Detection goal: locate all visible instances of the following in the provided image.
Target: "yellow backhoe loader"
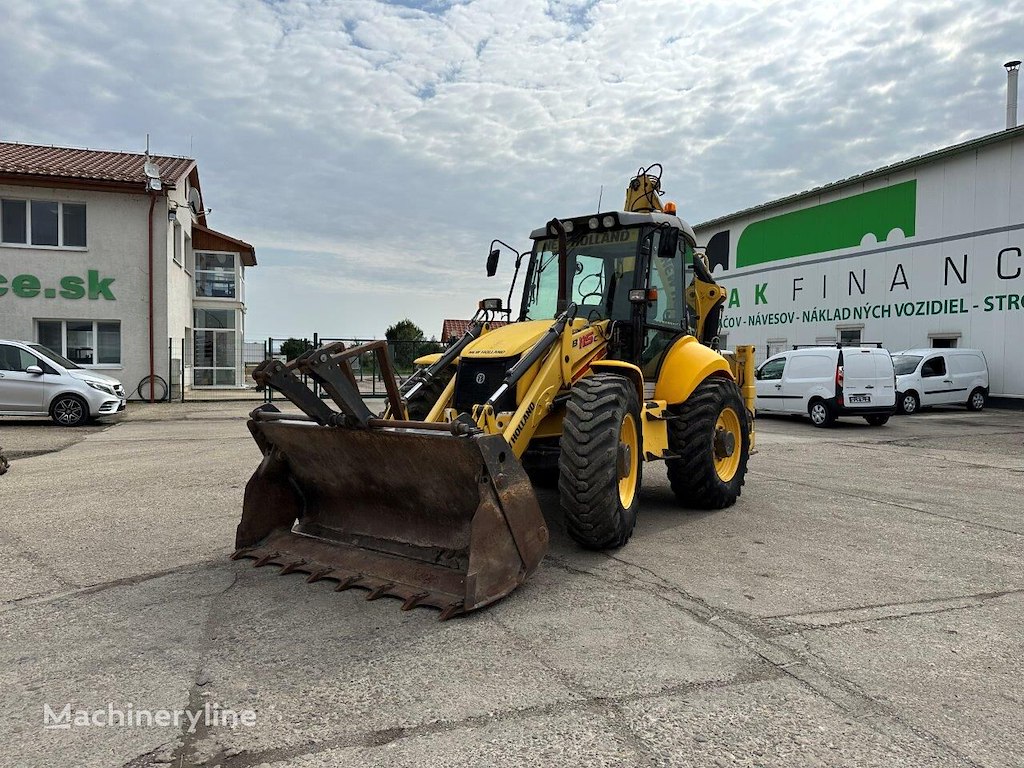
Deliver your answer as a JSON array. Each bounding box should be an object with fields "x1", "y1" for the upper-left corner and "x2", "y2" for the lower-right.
[{"x1": 234, "y1": 165, "x2": 756, "y2": 620}]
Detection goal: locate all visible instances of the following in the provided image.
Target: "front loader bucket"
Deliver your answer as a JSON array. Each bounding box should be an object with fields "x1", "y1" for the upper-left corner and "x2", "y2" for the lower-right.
[{"x1": 234, "y1": 416, "x2": 548, "y2": 620}]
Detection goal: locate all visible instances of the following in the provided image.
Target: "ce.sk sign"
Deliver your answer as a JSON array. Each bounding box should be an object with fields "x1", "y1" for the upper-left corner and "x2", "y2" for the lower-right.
[{"x1": 0, "y1": 270, "x2": 116, "y2": 300}]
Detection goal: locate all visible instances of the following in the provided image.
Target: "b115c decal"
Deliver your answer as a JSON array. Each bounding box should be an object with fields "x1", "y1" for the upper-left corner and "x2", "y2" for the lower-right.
[{"x1": 735, "y1": 180, "x2": 917, "y2": 268}]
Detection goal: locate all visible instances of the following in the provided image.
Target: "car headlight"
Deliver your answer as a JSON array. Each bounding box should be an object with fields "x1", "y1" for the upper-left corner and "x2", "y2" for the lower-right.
[{"x1": 86, "y1": 381, "x2": 117, "y2": 396}]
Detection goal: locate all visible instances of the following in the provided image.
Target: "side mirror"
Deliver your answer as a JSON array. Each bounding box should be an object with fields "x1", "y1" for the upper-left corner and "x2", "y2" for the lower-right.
[
  {"x1": 26, "y1": 365, "x2": 43, "y2": 375},
  {"x1": 753, "y1": 367, "x2": 762, "y2": 380},
  {"x1": 486, "y1": 249, "x2": 500, "y2": 277},
  {"x1": 658, "y1": 228, "x2": 680, "y2": 258}
]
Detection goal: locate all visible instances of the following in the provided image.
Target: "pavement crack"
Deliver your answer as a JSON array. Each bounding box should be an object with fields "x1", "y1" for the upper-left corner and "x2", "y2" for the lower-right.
[
  {"x1": 751, "y1": 470, "x2": 1024, "y2": 536},
  {"x1": 0, "y1": 556, "x2": 231, "y2": 615}
]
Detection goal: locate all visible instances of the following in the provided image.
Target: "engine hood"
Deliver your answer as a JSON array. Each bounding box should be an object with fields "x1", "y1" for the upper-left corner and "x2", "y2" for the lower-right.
[
  {"x1": 69, "y1": 370, "x2": 124, "y2": 387},
  {"x1": 461, "y1": 320, "x2": 552, "y2": 359}
]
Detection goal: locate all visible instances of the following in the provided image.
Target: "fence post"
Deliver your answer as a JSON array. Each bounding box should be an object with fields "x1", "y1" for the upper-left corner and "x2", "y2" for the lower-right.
[
  {"x1": 167, "y1": 338, "x2": 172, "y2": 402},
  {"x1": 267, "y1": 337, "x2": 274, "y2": 403},
  {"x1": 181, "y1": 337, "x2": 186, "y2": 403}
]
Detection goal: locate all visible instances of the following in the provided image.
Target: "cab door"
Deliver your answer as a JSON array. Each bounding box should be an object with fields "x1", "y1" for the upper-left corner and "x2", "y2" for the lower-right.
[
  {"x1": 0, "y1": 344, "x2": 47, "y2": 413},
  {"x1": 755, "y1": 356, "x2": 788, "y2": 412},
  {"x1": 919, "y1": 354, "x2": 952, "y2": 405}
]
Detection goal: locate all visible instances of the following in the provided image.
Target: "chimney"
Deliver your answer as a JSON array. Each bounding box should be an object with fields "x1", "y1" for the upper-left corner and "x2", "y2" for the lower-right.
[{"x1": 1006, "y1": 60, "x2": 1021, "y2": 129}]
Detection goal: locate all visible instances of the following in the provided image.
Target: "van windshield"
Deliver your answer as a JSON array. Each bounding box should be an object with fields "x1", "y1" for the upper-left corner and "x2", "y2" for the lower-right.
[
  {"x1": 892, "y1": 355, "x2": 922, "y2": 375},
  {"x1": 29, "y1": 343, "x2": 80, "y2": 369}
]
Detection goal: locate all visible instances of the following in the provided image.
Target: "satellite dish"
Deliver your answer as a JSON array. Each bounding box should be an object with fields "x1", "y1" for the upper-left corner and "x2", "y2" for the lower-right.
[
  {"x1": 143, "y1": 155, "x2": 162, "y2": 191},
  {"x1": 188, "y1": 187, "x2": 203, "y2": 215}
]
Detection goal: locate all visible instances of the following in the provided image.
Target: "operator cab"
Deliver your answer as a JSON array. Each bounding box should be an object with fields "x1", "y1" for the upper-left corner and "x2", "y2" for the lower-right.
[{"x1": 521, "y1": 211, "x2": 699, "y2": 377}]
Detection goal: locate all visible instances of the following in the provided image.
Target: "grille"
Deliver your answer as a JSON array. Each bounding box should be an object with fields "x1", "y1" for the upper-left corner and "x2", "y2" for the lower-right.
[{"x1": 454, "y1": 356, "x2": 518, "y2": 414}]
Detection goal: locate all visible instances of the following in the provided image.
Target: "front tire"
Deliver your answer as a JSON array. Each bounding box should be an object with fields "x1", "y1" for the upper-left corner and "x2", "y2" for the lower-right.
[
  {"x1": 51, "y1": 395, "x2": 89, "y2": 427},
  {"x1": 666, "y1": 377, "x2": 750, "y2": 509},
  {"x1": 967, "y1": 388, "x2": 986, "y2": 412},
  {"x1": 899, "y1": 391, "x2": 920, "y2": 415},
  {"x1": 559, "y1": 374, "x2": 642, "y2": 550}
]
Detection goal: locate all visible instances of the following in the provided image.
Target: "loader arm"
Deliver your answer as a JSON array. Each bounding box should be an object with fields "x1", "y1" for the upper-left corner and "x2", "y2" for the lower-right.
[{"x1": 472, "y1": 308, "x2": 611, "y2": 459}]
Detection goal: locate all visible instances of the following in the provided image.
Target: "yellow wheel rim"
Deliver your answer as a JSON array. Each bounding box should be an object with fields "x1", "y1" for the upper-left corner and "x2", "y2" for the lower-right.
[
  {"x1": 713, "y1": 407, "x2": 742, "y2": 482},
  {"x1": 617, "y1": 413, "x2": 639, "y2": 508}
]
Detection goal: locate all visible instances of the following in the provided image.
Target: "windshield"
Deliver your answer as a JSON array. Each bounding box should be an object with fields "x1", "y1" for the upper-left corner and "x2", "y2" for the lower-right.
[
  {"x1": 29, "y1": 343, "x2": 80, "y2": 369},
  {"x1": 522, "y1": 228, "x2": 640, "y2": 321},
  {"x1": 892, "y1": 355, "x2": 922, "y2": 375}
]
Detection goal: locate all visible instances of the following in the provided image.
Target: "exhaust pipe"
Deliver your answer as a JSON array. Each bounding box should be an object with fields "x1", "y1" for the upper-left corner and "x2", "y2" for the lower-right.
[{"x1": 1006, "y1": 60, "x2": 1021, "y2": 130}]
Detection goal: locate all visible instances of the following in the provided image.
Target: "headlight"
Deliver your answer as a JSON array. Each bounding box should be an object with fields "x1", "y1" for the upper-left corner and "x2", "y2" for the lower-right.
[{"x1": 86, "y1": 381, "x2": 116, "y2": 396}]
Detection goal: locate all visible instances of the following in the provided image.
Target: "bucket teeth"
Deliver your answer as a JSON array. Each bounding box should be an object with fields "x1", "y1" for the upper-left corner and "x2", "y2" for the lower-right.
[
  {"x1": 439, "y1": 602, "x2": 464, "y2": 621},
  {"x1": 402, "y1": 592, "x2": 430, "y2": 611},
  {"x1": 334, "y1": 575, "x2": 363, "y2": 592},
  {"x1": 230, "y1": 548, "x2": 255, "y2": 561},
  {"x1": 279, "y1": 559, "x2": 307, "y2": 575},
  {"x1": 306, "y1": 568, "x2": 334, "y2": 583},
  {"x1": 253, "y1": 552, "x2": 281, "y2": 568},
  {"x1": 365, "y1": 583, "x2": 395, "y2": 601}
]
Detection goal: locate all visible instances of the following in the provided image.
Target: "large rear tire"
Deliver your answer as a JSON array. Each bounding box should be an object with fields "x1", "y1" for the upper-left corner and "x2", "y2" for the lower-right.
[
  {"x1": 559, "y1": 374, "x2": 642, "y2": 550},
  {"x1": 666, "y1": 377, "x2": 749, "y2": 509}
]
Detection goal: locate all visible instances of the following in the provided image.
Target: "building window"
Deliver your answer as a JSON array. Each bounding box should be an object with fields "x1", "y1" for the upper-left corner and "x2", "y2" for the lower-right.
[
  {"x1": 1, "y1": 198, "x2": 86, "y2": 247},
  {"x1": 838, "y1": 328, "x2": 862, "y2": 346},
  {"x1": 193, "y1": 308, "x2": 237, "y2": 385},
  {"x1": 173, "y1": 222, "x2": 183, "y2": 266},
  {"x1": 767, "y1": 338, "x2": 787, "y2": 357},
  {"x1": 195, "y1": 251, "x2": 236, "y2": 298},
  {"x1": 929, "y1": 334, "x2": 959, "y2": 348},
  {"x1": 36, "y1": 320, "x2": 120, "y2": 365}
]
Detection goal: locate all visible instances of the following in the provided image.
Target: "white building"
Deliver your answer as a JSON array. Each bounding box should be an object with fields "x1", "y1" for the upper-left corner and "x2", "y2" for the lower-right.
[
  {"x1": 693, "y1": 124, "x2": 1024, "y2": 402},
  {"x1": 0, "y1": 143, "x2": 256, "y2": 398}
]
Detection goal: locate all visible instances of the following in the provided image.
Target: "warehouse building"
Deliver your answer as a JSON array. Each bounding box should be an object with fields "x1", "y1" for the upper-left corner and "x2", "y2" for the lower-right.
[
  {"x1": 693, "y1": 123, "x2": 1024, "y2": 401},
  {"x1": 0, "y1": 143, "x2": 255, "y2": 398}
]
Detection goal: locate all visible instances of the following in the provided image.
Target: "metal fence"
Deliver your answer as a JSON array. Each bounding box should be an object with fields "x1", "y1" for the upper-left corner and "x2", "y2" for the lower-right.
[{"x1": 168, "y1": 334, "x2": 444, "y2": 402}]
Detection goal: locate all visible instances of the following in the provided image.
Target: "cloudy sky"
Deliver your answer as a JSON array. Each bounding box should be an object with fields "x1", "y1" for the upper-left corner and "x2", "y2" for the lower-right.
[{"x1": 3, "y1": 0, "x2": 1021, "y2": 339}]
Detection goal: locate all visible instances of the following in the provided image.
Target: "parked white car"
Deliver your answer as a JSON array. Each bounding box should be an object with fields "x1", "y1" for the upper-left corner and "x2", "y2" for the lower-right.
[
  {"x1": 892, "y1": 348, "x2": 989, "y2": 414},
  {"x1": 755, "y1": 346, "x2": 897, "y2": 427},
  {"x1": 0, "y1": 339, "x2": 126, "y2": 426}
]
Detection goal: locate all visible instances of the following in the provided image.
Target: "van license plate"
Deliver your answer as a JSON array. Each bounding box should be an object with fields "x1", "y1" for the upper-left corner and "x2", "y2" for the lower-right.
[{"x1": 848, "y1": 394, "x2": 871, "y2": 404}]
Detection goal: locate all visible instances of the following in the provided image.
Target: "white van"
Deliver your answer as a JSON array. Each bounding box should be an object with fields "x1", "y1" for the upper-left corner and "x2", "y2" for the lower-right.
[
  {"x1": 0, "y1": 339, "x2": 126, "y2": 426},
  {"x1": 754, "y1": 346, "x2": 897, "y2": 427},
  {"x1": 891, "y1": 349, "x2": 989, "y2": 414}
]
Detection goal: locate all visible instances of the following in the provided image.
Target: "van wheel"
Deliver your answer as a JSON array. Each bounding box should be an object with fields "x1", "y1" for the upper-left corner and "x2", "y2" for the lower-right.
[
  {"x1": 559, "y1": 374, "x2": 641, "y2": 549},
  {"x1": 51, "y1": 395, "x2": 89, "y2": 427},
  {"x1": 808, "y1": 399, "x2": 834, "y2": 428},
  {"x1": 967, "y1": 388, "x2": 986, "y2": 412},
  {"x1": 666, "y1": 378, "x2": 749, "y2": 509},
  {"x1": 864, "y1": 415, "x2": 889, "y2": 426},
  {"x1": 899, "y1": 391, "x2": 920, "y2": 415}
]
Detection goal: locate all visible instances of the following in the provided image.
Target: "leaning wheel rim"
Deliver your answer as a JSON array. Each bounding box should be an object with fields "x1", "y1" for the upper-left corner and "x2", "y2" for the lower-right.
[
  {"x1": 55, "y1": 399, "x2": 82, "y2": 424},
  {"x1": 903, "y1": 396, "x2": 916, "y2": 413},
  {"x1": 811, "y1": 405, "x2": 825, "y2": 424},
  {"x1": 713, "y1": 406, "x2": 742, "y2": 481},
  {"x1": 617, "y1": 413, "x2": 639, "y2": 508},
  {"x1": 972, "y1": 393, "x2": 984, "y2": 409}
]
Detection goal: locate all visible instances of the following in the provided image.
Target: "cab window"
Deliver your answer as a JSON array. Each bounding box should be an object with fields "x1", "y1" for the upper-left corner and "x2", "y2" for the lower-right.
[
  {"x1": 921, "y1": 356, "x2": 946, "y2": 377},
  {"x1": 640, "y1": 229, "x2": 686, "y2": 375},
  {"x1": 758, "y1": 357, "x2": 787, "y2": 381},
  {"x1": 0, "y1": 344, "x2": 40, "y2": 372}
]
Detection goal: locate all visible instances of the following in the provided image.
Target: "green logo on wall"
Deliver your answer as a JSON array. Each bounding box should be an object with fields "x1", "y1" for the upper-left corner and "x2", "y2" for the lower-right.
[
  {"x1": 0, "y1": 270, "x2": 116, "y2": 300},
  {"x1": 736, "y1": 180, "x2": 917, "y2": 268}
]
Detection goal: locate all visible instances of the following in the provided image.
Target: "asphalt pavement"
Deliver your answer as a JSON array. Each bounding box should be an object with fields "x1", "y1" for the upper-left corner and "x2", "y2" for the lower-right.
[{"x1": 0, "y1": 402, "x2": 1021, "y2": 767}]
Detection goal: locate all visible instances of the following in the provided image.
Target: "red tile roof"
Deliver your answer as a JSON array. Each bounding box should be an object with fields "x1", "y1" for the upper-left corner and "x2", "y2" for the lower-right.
[
  {"x1": 442, "y1": 319, "x2": 508, "y2": 342},
  {"x1": 0, "y1": 142, "x2": 195, "y2": 186}
]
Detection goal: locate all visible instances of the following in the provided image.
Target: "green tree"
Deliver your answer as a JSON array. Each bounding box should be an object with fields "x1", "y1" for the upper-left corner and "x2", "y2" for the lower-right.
[
  {"x1": 280, "y1": 337, "x2": 313, "y2": 361},
  {"x1": 385, "y1": 319, "x2": 426, "y2": 369}
]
